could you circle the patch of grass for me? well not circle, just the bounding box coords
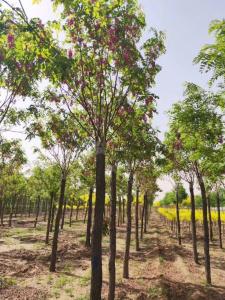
[47,275,53,285]
[0,277,17,289]
[159,256,165,264]
[65,287,74,297]
[148,286,163,298]
[75,296,89,300]
[54,275,72,289]
[79,273,90,287]
[52,289,61,298]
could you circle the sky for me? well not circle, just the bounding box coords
[2,0,225,197]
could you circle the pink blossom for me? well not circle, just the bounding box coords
[67,18,74,27]
[68,49,74,59]
[7,34,15,48]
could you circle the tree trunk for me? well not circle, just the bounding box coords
[61,198,67,230]
[122,198,125,224]
[189,182,198,263]
[44,199,48,222]
[85,187,93,248]
[207,195,213,242]
[123,170,133,279]
[0,199,4,226]
[28,199,32,217]
[50,203,56,233]
[34,196,41,228]
[83,205,88,223]
[50,177,66,272]
[108,164,117,300]
[141,194,146,240]
[46,193,54,244]
[216,191,222,249]
[69,204,73,227]
[90,142,105,300]
[76,201,80,221]
[135,187,140,251]
[144,194,148,233]
[118,196,121,227]
[176,186,181,245]
[9,200,15,227]
[196,169,211,284]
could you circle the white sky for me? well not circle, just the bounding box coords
[1,0,225,198]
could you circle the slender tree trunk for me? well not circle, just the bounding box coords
[196,168,211,284]
[83,205,88,223]
[123,170,133,279]
[85,187,93,248]
[176,186,181,245]
[69,204,73,227]
[144,194,148,233]
[9,200,15,227]
[28,199,32,218]
[0,199,3,226]
[76,202,80,221]
[46,193,54,244]
[61,198,67,230]
[34,196,41,228]
[90,142,105,300]
[50,203,56,233]
[216,191,222,249]
[44,199,48,222]
[118,196,121,227]
[108,164,117,300]
[189,182,198,263]
[122,198,125,224]
[207,195,213,242]
[1,201,4,226]
[135,187,140,251]
[50,176,66,272]
[141,194,146,240]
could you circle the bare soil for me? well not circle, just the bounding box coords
[0,211,225,299]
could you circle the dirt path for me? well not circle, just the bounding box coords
[138,210,225,300]
[1,212,225,299]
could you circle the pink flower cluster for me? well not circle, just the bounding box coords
[7,34,15,49]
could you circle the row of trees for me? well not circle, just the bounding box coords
[162,19,225,285]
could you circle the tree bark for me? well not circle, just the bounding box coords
[61,198,67,230]
[46,193,54,244]
[85,187,93,248]
[141,194,146,240]
[122,198,125,224]
[76,201,80,221]
[189,182,198,263]
[34,196,41,228]
[108,164,117,300]
[123,170,133,279]
[50,177,66,272]
[90,142,105,300]
[196,169,211,284]
[50,203,56,233]
[216,191,222,249]
[135,187,140,251]
[69,203,73,227]
[144,194,148,233]
[207,195,213,242]
[118,196,122,227]
[176,186,181,245]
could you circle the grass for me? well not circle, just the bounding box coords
[0,276,17,289]
[159,256,165,264]
[79,273,90,287]
[148,286,164,298]
[54,275,72,289]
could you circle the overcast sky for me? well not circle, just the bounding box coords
[2,0,225,197]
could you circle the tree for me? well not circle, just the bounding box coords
[166,82,224,284]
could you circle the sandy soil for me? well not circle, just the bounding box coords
[0,211,225,299]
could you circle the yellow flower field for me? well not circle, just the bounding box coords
[158,207,225,223]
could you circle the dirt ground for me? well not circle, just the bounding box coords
[0,210,225,299]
